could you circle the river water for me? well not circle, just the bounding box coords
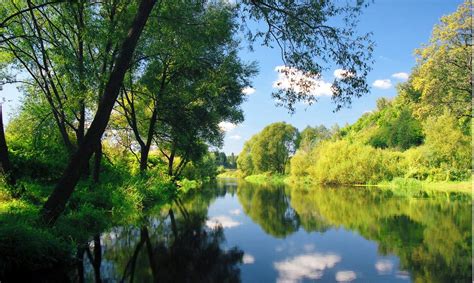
[82,178,472,282]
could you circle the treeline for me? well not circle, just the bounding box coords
[238,1,471,185]
[0,0,375,277]
[0,0,373,225]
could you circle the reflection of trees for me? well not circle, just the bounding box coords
[237,182,300,238]
[82,190,243,282]
[290,186,472,282]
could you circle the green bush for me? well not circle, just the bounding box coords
[306,140,404,185]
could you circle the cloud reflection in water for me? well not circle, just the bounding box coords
[206,215,241,229]
[273,253,341,283]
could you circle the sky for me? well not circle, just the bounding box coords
[219,0,464,155]
[0,0,464,155]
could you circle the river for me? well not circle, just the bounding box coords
[81,178,471,282]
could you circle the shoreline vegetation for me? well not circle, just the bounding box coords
[0,0,471,281]
[232,2,471,198]
[218,171,472,196]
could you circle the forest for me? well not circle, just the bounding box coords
[236,2,471,189]
[0,0,471,281]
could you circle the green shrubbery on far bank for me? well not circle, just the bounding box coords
[237,3,471,191]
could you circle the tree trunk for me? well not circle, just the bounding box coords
[142,226,158,281]
[0,103,16,187]
[93,234,102,283]
[41,0,157,225]
[76,245,85,283]
[139,145,150,172]
[93,142,102,183]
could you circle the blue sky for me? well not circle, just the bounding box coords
[220,0,464,155]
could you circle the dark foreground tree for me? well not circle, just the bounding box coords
[0,102,16,187]
[2,0,373,224]
[40,0,157,225]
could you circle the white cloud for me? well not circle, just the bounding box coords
[372,79,392,89]
[242,86,256,95]
[273,65,333,97]
[274,253,341,283]
[229,209,241,215]
[333,69,355,79]
[243,253,255,264]
[229,135,241,140]
[391,72,409,80]
[206,216,241,229]
[375,260,394,275]
[336,271,357,282]
[219,121,236,132]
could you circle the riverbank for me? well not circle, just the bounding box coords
[0,170,202,279]
[221,172,472,195]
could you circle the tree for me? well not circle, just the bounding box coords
[237,136,256,176]
[410,0,472,120]
[298,125,332,152]
[240,0,374,112]
[238,122,298,175]
[1,0,374,224]
[0,102,16,187]
[422,114,471,180]
[114,2,255,174]
[41,0,157,225]
[369,106,424,150]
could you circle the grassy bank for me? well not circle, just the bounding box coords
[376,177,472,195]
[240,173,472,196]
[0,169,181,278]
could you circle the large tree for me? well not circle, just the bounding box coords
[1,0,373,224]
[238,122,298,175]
[409,0,472,120]
[114,1,255,174]
[40,0,158,224]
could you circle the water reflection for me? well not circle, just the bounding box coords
[81,204,244,282]
[79,179,471,282]
[237,182,300,238]
[273,253,341,282]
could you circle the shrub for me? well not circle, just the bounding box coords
[307,140,404,184]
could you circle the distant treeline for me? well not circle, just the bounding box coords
[237,2,471,185]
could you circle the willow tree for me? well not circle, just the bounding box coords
[40,0,158,224]
[2,0,373,225]
[114,1,255,174]
[238,122,298,175]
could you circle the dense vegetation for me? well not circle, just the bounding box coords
[238,1,472,186]
[0,0,375,279]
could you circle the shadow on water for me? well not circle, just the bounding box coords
[22,178,470,282]
[77,187,244,283]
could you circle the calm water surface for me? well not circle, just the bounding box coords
[83,178,472,282]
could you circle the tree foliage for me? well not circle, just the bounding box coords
[410,0,472,120]
[238,122,298,175]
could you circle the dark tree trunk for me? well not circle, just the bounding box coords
[93,142,102,183]
[139,146,150,172]
[142,226,158,281]
[41,0,157,225]
[0,103,16,187]
[76,245,85,283]
[93,234,102,283]
[169,208,178,239]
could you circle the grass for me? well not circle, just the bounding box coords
[239,172,472,197]
[0,169,180,278]
[243,173,287,185]
[217,169,242,178]
[376,177,472,195]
